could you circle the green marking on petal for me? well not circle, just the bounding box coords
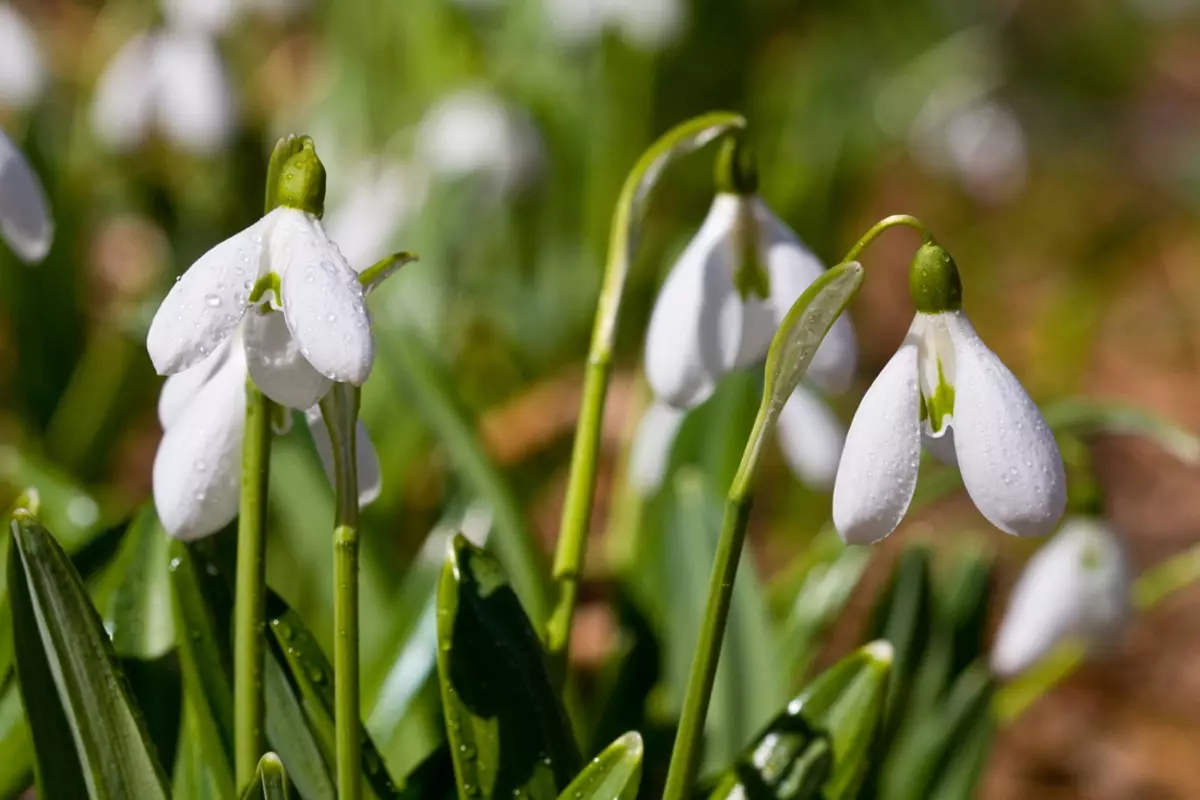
[733,199,770,301]
[249,273,281,305]
[1080,540,1102,571]
[923,357,956,433]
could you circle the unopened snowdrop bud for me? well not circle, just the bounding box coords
[147,136,372,409]
[0,127,53,262]
[833,236,1065,544]
[991,517,1131,678]
[643,144,856,411]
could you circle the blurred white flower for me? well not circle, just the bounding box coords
[0,3,45,109]
[91,31,235,154]
[0,127,52,263]
[909,94,1027,203]
[153,330,381,540]
[324,157,427,268]
[833,309,1065,545]
[160,0,239,35]
[629,387,845,496]
[644,192,856,411]
[542,0,685,50]
[415,88,542,192]
[991,517,1131,678]
[147,205,373,408]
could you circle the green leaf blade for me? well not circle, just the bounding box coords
[557,732,642,800]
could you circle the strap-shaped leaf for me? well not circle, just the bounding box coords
[93,505,174,660]
[8,510,170,799]
[1043,398,1200,463]
[437,534,580,799]
[240,752,294,800]
[0,679,32,797]
[707,715,831,800]
[557,732,642,800]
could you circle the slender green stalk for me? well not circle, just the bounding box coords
[234,381,273,787]
[839,214,928,264]
[320,386,362,800]
[546,112,747,665]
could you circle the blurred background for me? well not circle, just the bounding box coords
[1,0,1200,797]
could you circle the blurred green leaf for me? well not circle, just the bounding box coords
[436,534,579,799]
[172,700,229,800]
[557,732,642,800]
[0,679,32,798]
[240,752,294,800]
[707,715,831,800]
[926,690,995,800]
[8,511,170,799]
[660,469,784,773]
[383,331,550,625]
[266,591,402,799]
[1043,398,1200,463]
[93,505,174,660]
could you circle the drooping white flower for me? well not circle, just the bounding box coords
[146,159,373,410]
[415,88,542,193]
[160,0,239,35]
[323,157,426,269]
[154,331,381,540]
[0,126,52,262]
[991,517,1131,678]
[629,386,845,496]
[644,193,857,411]
[910,94,1027,204]
[0,3,45,109]
[91,31,235,154]
[541,0,685,50]
[833,241,1065,545]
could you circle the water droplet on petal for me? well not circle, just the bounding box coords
[205,294,221,307]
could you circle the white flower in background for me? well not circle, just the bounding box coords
[0,3,45,109]
[154,330,381,539]
[833,240,1065,545]
[644,194,856,411]
[629,387,846,495]
[415,88,542,193]
[160,0,239,35]
[909,95,1027,204]
[91,31,235,154]
[991,517,1131,678]
[0,127,52,262]
[542,0,685,50]
[324,157,426,269]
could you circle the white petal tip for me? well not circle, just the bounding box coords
[863,639,894,666]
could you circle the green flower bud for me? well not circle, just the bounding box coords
[714,136,758,195]
[909,238,963,313]
[276,138,327,217]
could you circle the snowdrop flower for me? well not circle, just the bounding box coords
[161,0,239,35]
[415,88,542,193]
[154,330,381,539]
[324,157,426,268]
[0,3,45,109]
[910,94,1027,203]
[542,0,685,50]
[0,127,52,262]
[833,240,1065,545]
[147,139,373,409]
[644,140,856,411]
[92,30,235,154]
[991,517,1131,678]
[629,388,845,495]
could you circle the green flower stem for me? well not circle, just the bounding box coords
[234,381,274,787]
[996,539,1200,721]
[546,111,746,667]
[320,385,362,800]
[839,214,928,264]
[662,410,770,800]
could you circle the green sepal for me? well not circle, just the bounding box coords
[8,511,171,800]
[239,752,294,800]
[270,136,327,217]
[556,732,643,800]
[908,239,963,313]
[436,534,580,799]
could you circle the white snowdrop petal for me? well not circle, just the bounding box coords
[644,194,741,409]
[0,3,45,108]
[158,339,231,430]
[946,312,1065,537]
[243,308,332,409]
[990,517,1130,678]
[628,401,687,495]
[324,159,424,270]
[755,198,857,393]
[276,212,374,385]
[832,342,922,545]
[91,33,157,152]
[608,0,685,50]
[776,384,845,492]
[146,210,276,375]
[152,32,236,155]
[160,0,237,35]
[152,344,247,540]
[306,410,382,507]
[922,425,958,467]
[0,127,52,263]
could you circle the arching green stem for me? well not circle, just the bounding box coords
[839,214,928,264]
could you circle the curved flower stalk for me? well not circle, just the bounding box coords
[0,126,52,263]
[991,517,1131,678]
[0,2,45,109]
[644,140,856,411]
[91,19,235,154]
[833,238,1065,545]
